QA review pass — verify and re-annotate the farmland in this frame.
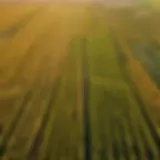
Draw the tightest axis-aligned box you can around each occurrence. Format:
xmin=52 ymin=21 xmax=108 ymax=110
xmin=107 ymin=7 xmax=160 ymax=128
xmin=0 ymin=3 xmax=159 ymax=160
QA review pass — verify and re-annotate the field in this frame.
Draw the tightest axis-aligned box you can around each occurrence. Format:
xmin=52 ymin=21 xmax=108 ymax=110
xmin=0 ymin=4 xmax=159 ymax=160
xmin=107 ymin=7 xmax=160 ymax=127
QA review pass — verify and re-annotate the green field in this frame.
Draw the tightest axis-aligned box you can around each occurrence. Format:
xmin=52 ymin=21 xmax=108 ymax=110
xmin=87 ymin=34 xmax=159 ymax=159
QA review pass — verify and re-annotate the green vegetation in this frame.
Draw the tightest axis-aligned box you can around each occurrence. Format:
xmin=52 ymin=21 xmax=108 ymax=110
xmin=87 ymin=33 xmax=159 ymax=159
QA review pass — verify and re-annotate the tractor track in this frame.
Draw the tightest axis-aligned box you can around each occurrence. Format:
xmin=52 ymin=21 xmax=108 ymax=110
xmin=81 ymin=37 xmax=92 ymax=160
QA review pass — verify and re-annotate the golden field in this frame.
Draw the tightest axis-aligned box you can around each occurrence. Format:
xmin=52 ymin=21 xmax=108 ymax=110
xmin=0 ymin=4 xmax=90 ymax=159
xmin=0 ymin=5 xmax=159 ymax=159
xmin=0 ymin=4 xmax=90 ymax=130
xmin=0 ymin=5 xmax=39 ymax=30
xmin=0 ymin=4 xmax=90 ymax=98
